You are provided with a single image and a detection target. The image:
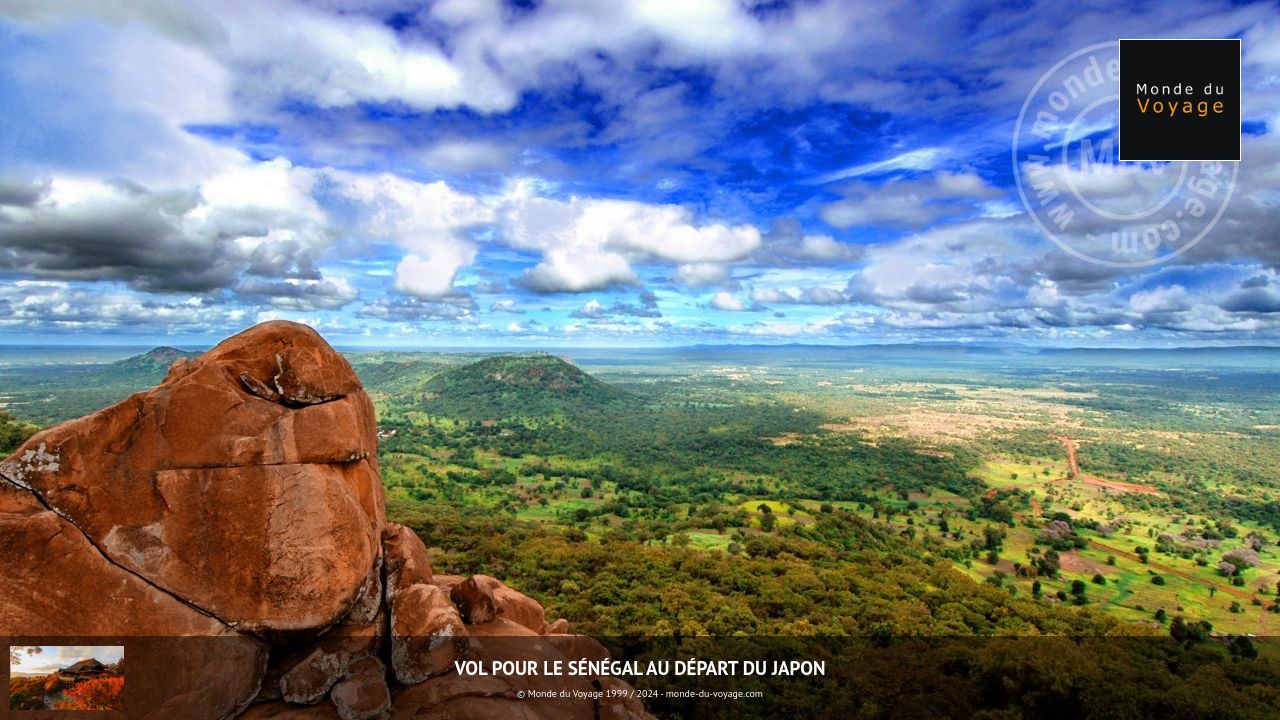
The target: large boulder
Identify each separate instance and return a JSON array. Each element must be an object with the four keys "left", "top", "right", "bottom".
[{"left": 0, "top": 321, "right": 385, "bottom": 636}]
